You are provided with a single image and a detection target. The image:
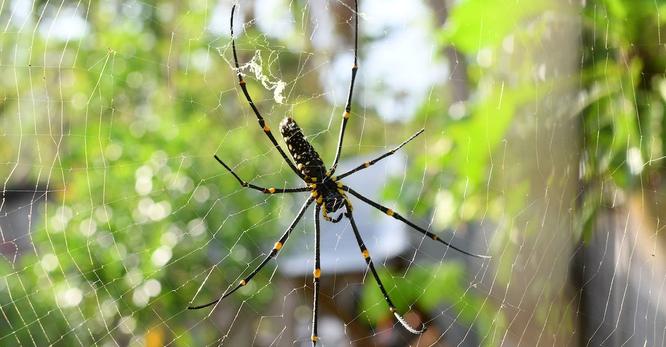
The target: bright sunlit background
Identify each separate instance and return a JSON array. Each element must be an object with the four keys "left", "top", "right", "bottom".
[{"left": 2, "top": 0, "right": 666, "bottom": 346}]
